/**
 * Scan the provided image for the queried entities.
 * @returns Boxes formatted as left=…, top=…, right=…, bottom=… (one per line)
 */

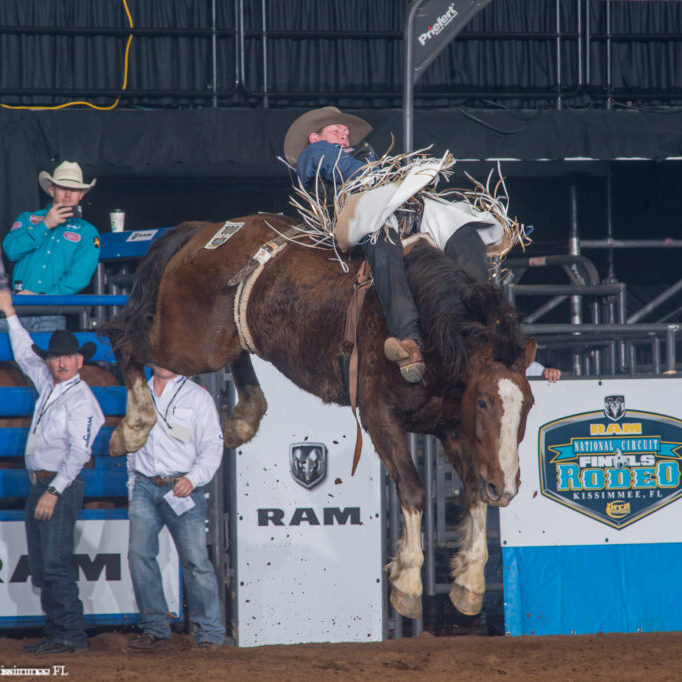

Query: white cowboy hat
left=283, top=106, right=373, bottom=166
left=38, top=161, right=97, bottom=194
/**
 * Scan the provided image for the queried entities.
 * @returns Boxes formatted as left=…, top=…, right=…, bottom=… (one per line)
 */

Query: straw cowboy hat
left=283, top=106, right=373, bottom=166
left=32, top=329, right=96, bottom=361
left=38, top=161, right=97, bottom=194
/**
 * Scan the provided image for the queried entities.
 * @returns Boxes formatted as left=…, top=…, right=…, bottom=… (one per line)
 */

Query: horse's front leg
left=363, top=409, right=425, bottom=619
left=224, top=351, right=267, bottom=448
left=449, top=498, right=488, bottom=615
left=109, top=363, right=156, bottom=457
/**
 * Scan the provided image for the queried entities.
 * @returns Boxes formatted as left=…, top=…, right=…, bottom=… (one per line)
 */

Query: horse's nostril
left=486, top=482, right=501, bottom=500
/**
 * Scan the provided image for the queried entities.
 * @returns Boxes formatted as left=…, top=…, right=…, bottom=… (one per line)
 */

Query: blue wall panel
left=503, top=543, right=682, bottom=635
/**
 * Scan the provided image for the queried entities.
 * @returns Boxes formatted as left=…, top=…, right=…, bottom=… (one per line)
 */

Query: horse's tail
left=99, top=222, right=205, bottom=367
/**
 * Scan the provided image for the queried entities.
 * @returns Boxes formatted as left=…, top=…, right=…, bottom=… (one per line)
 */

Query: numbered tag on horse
left=169, top=422, right=191, bottom=443
left=203, top=221, right=244, bottom=250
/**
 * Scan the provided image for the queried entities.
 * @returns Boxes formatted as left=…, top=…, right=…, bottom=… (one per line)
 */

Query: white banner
left=235, top=359, right=384, bottom=647
left=501, top=378, right=682, bottom=547
left=0, top=518, right=180, bottom=621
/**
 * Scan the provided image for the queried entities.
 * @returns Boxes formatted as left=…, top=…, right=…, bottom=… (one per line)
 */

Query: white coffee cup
left=110, top=209, right=125, bottom=232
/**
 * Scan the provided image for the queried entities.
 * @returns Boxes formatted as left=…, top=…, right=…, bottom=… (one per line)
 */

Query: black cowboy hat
left=283, top=106, right=373, bottom=166
left=32, top=330, right=96, bottom=361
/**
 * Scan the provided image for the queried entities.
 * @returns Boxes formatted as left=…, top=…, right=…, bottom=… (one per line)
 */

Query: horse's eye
left=477, top=399, right=487, bottom=409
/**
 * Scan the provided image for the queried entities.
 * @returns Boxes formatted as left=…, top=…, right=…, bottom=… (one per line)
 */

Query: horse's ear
left=521, top=337, right=538, bottom=370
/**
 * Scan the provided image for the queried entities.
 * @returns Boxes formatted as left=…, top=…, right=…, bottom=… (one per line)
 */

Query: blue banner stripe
left=503, top=543, right=682, bottom=635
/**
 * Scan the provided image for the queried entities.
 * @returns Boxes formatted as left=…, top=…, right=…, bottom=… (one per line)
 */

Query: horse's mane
left=99, top=222, right=203, bottom=366
left=404, top=242, right=527, bottom=380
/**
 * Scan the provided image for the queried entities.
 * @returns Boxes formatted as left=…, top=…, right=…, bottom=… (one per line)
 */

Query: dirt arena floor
left=0, top=629, right=679, bottom=681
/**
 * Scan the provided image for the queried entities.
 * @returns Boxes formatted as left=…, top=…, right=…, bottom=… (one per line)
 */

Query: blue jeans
left=25, top=476, right=87, bottom=647
left=128, top=475, right=225, bottom=644
left=0, top=315, right=66, bottom=332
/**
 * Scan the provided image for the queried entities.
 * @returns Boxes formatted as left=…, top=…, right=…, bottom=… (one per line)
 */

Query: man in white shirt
left=0, top=290, right=104, bottom=655
left=526, top=361, right=562, bottom=382
left=126, top=364, right=225, bottom=651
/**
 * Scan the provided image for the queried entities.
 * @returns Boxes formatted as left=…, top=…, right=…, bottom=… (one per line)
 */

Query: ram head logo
left=290, top=443, right=327, bottom=489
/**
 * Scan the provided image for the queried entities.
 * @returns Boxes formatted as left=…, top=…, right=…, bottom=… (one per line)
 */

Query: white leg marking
left=451, top=500, right=488, bottom=594
left=389, top=508, right=424, bottom=597
left=128, top=373, right=156, bottom=428
left=120, top=373, right=156, bottom=452
left=497, top=377, right=523, bottom=496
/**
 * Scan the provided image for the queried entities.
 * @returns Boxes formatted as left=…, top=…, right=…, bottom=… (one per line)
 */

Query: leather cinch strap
left=230, top=229, right=299, bottom=356
left=343, top=259, right=373, bottom=476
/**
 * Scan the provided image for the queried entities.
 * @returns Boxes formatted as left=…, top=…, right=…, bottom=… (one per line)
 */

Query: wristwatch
left=47, top=486, right=60, bottom=497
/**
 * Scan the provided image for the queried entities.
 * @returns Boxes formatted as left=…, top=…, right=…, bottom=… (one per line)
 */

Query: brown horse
left=101, top=213, right=536, bottom=619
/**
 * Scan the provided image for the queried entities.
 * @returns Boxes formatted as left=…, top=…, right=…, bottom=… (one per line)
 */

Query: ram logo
left=290, top=443, right=327, bottom=489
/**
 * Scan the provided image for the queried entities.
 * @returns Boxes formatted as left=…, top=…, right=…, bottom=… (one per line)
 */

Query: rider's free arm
left=297, top=140, right=367, bottom=188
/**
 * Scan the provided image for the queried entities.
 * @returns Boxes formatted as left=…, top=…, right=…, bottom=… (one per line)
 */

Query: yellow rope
left=1, top=0, right=134, bottom=111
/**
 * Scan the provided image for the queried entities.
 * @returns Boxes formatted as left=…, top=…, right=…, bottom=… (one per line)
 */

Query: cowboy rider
left=284, top=107, right=494, bottom=383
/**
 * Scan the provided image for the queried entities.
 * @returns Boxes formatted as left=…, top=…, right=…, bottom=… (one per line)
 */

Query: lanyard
left=33, top=379, right=81, bottom=434
left=149, top=377, right=188, bottom=428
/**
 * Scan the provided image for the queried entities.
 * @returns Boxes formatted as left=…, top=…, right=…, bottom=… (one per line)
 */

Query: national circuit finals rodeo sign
left=539, top=395, right=682, bottom=529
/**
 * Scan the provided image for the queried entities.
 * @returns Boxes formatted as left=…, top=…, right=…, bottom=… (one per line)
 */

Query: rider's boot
left=383, top=337, right=425, bottom=383
left=361, top=231, right=425, bottom=383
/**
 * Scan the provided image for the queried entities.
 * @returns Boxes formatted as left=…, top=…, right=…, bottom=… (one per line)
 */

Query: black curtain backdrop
left=2, top=0, right=682, bottom=107
left=2, top=105, right=682, bottom=235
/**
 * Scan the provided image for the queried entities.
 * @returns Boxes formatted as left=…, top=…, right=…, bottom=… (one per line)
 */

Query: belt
left=137, top=472, right=187, bottom=487
left=28, top=470, right=57, bottom=485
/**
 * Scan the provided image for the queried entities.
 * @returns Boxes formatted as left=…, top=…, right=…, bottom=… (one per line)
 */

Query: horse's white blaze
left=390, top=508, right=424, bottom=597
left=497, top=377, right=523, bottom=494
left=451, top=500, right=488, bottom=594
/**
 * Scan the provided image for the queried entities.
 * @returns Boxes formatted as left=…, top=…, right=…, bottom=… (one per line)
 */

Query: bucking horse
left=101, top=213, right=536, bottom=619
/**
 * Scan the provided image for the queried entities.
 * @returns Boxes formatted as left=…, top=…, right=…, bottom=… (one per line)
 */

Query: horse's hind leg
left=224, top=351, right=267, bottom=448
left=109, top=363, right=156, bottom=456
left=449, top=499, right=488, bottom=615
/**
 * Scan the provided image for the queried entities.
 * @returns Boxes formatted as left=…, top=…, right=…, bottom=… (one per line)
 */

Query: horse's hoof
left=224, top=418, right=254, bottom=448
left=390, top=587, right=422, bottom=619
left=108, top=429, right=128, bottom=457
left=449, top=582, right=483, bottom=616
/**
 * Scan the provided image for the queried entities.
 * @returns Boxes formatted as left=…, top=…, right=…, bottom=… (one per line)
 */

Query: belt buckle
left=28, top=471, right=37, bottom=485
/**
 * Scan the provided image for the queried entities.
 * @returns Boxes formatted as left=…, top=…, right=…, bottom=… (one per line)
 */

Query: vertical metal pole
left=590, top=301, right=601, bottom=373
left=628, top=344, right=636, bottom=376
left=424, top=436, right=436, bottom=597
left=606, top=163, right=615, bottom=280
left=652, top=337, right=661, bottom=375
left=576, top=0, right=583, bottom=88
left=239, top=0, right=246, bottom=92
left=224, top=371, right=237, bottom=644
left=403, top=0, right=426, bottom=153
left=234, top=0, right=242, bottom=89
left=211, top=0, right=218, bottom=108
left=197, top=371, right=228, bottom=630
left=261, top=0, right=268, bottom=108
left=569, top=182, right=582, bottom=375
left=408, top=432, right=422, bottom=637
left=94, top=262, right=106, bottom=325
left=388, top=478, right=402, bottom=638
left=585, top=0, right=591, bottom=87
left=606, top=0, right=612, bottom=110
left=555, top=0, right=562, bottom=110
left=666, top=326, right=678, bottom=374
left=618, top=283, right=627, bottom=371
left=606, top=300, right=617, bottom=374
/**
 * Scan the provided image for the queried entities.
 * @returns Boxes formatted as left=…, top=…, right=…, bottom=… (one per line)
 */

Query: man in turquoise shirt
left=2, top=161, right=100, bottom=331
